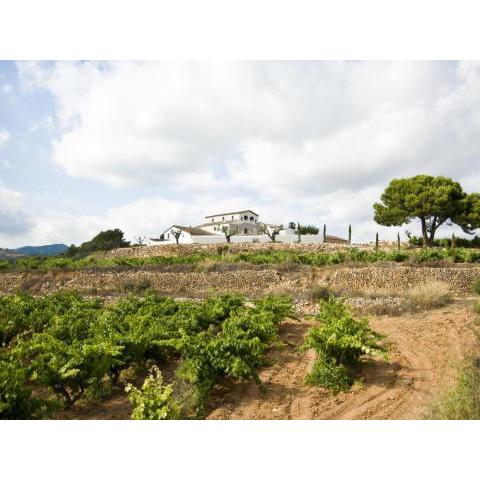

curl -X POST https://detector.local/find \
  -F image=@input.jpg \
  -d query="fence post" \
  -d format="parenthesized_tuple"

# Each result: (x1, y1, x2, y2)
(323, 224, 326, 242)
(375, 232, 379, 250)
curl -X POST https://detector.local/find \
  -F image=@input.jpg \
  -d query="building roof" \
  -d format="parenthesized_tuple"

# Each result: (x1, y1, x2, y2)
(164, 225, 212, 236)
(324, 235, 349, 244)
(196, 218, 259, 228)
(205, 209, 259, 218)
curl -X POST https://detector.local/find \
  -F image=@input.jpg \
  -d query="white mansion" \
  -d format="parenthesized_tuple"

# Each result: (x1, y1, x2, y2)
(156, 209, 294, 244)
(199, 209, 262, 235)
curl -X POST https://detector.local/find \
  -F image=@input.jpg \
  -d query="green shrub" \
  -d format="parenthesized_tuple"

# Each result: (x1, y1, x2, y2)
(0, 360, 53, 419)
(302, 297, 387, 393)
(305, 355, 351, 393)
(0, 292, 92, 346)
(5, 244, 480, 273)
(174, 295, 292, 415)
(410, 235, 480, 249)
(467, 250, 480, 263)
(384, 250, 409, 262)
(18, 334, 123, 406)
(252, 294, 294, 323)
(0, 260, 11, 271)
(413, 248, 450, 262)
(0, 292, 292, 417)
(14, 295, 120, 406)
(297, 225, 319, 235)
(126, 366, 182, 420)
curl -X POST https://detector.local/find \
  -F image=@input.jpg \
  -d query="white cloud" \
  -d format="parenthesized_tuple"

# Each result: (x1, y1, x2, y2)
(12, 61, 480, 244)
(4, 192, 257, 248)
(28, 114, 55, 134)
(0, 128, 12, 170)
(1, 83, 14, 101)
(0, 188, 33, 244)
(0, 187, 23, 212)
(0, 128, 10, 147)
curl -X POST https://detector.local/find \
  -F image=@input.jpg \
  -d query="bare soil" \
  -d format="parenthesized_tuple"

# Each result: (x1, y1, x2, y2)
(56, 300, 479, 420)
(208, 300, 479, 420)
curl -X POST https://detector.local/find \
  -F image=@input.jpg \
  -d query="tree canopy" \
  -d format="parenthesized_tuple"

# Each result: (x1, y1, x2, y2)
(66, 229, 130, 258)
(296, 224, 319, 235)
(373, 175, 480, 246)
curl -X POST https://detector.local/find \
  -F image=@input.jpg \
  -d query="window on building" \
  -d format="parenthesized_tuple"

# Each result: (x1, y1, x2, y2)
(244, 228, 248, 234)
(243, 215, 248, 221)
(222, 216, 225, 221)
(231, 216, 234, 220)
(249, 216, 253, 221)
(211, 218, 214, 222)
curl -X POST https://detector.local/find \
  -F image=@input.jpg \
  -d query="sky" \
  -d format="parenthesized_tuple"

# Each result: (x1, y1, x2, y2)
(0, 60, 480, 248)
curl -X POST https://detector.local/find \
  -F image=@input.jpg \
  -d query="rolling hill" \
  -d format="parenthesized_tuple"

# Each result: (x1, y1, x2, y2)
(13, 244, 69, 257)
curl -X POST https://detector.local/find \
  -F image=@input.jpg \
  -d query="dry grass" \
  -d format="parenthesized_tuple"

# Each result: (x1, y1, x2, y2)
(405, 281, 451, 309)
(194, 260, 243, 272)
(275, 260, 301, 273)
(307, 284, 332, 301)
(195, 258, 222, 272)
(120, 278, 152, 294)
(471, 279, 480, 295)
(265, 284, 295, 297)
(427, 360, 480, 419)
(355, 287, 396, 299)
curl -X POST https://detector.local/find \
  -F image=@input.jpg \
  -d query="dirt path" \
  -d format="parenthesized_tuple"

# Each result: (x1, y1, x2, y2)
(207, 301, 479, 420)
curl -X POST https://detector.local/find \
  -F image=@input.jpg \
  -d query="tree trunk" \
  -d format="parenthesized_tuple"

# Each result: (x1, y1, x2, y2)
(54, 384, 73, 407)
(420, 218, 430, 247)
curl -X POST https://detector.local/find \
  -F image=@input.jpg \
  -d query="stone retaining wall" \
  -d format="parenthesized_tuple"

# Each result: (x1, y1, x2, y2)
(0, 264, 479, 298)
(324, 265, 480, 296)
(0, 269, 282, 297)
(103, 241, 405, 259)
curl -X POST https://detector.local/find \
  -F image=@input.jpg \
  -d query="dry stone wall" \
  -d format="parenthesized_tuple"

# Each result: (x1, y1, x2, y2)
(324, 265, 480, 296)
(0, 264, 479, 298)
(103, 241, 403, 259)
(0, 269, 281, 297)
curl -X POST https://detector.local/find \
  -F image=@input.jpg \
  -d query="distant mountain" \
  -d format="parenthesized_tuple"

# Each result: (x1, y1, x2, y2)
(0, 248, 24, 260)
(13, 244, 69, 257)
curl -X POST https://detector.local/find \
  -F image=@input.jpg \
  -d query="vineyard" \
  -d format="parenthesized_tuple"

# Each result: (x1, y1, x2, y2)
(1, 247, 479, 420)
(0, 291, 293, 419)
(3, 246, 480, 273)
